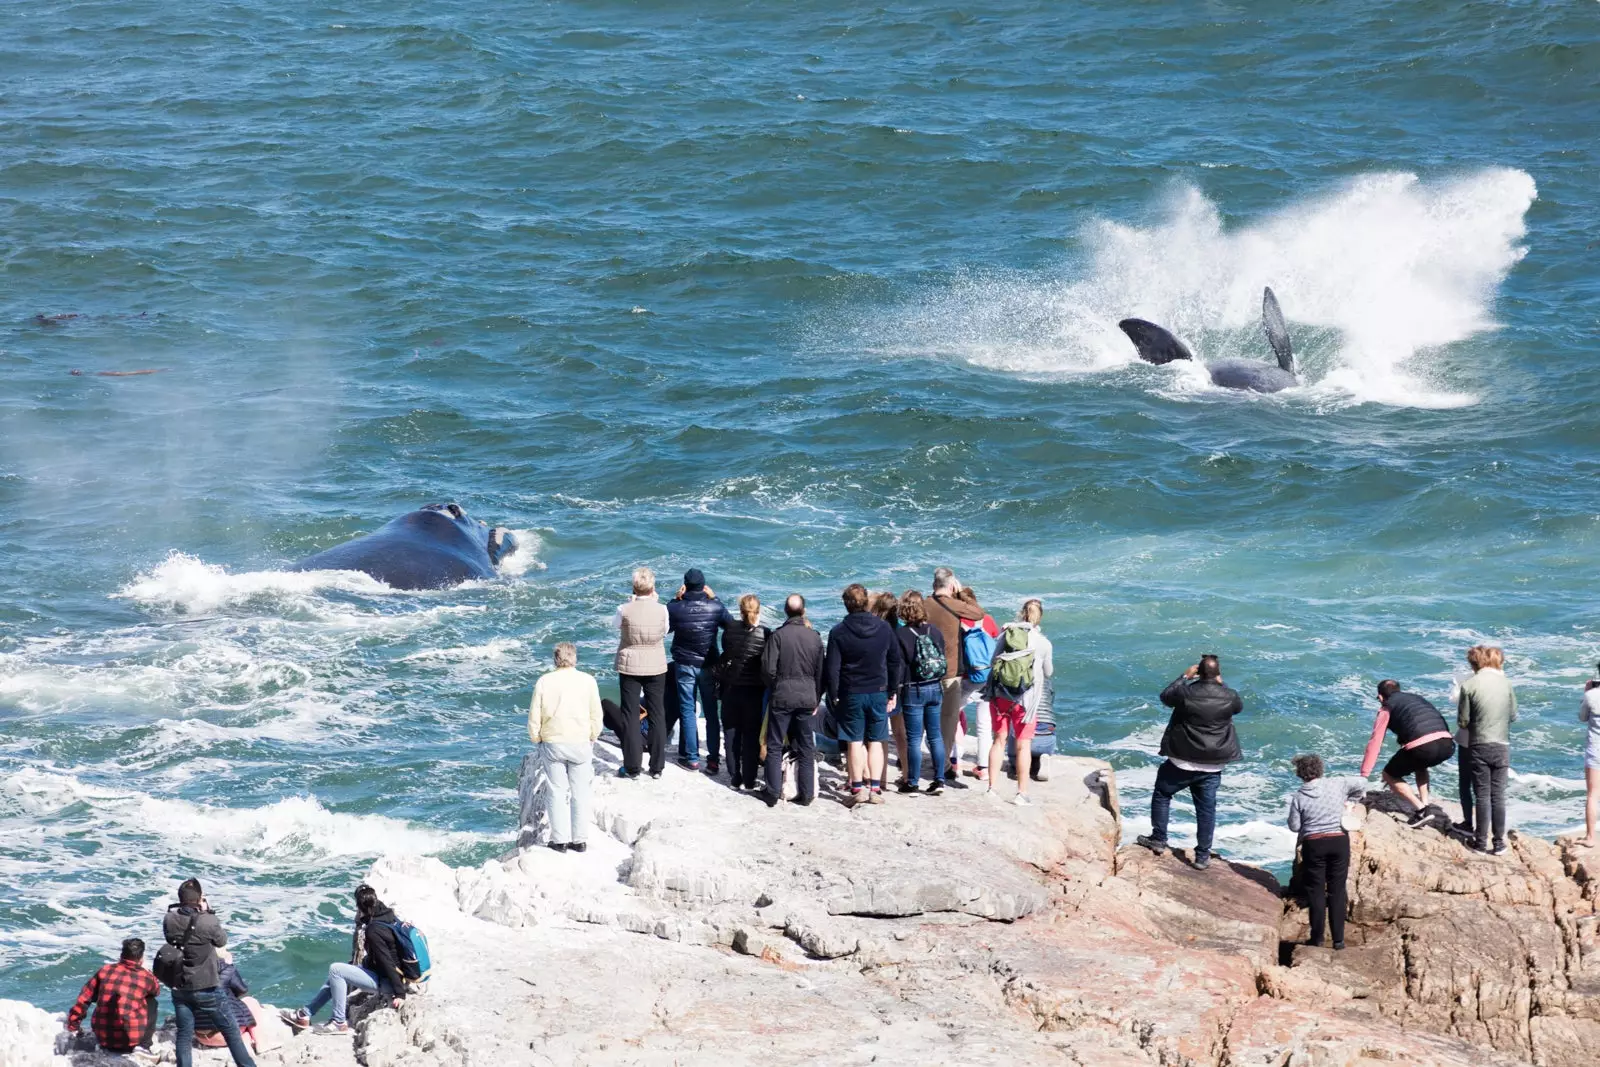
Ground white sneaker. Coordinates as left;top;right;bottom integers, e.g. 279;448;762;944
1010;794;1033;806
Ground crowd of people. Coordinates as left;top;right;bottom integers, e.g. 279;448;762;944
58;568;1600;1054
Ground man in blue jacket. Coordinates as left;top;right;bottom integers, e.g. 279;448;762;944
825;583;902;806
667;568;734;772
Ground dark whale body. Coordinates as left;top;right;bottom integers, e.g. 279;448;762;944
292;503;517;590
1118;287;1300;394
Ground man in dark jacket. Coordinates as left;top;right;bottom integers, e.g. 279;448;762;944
667;568;734;772
1135;655;1243;870
825;583;903;806
162;879;256;1067
1361;679;1454;826
761;594;827;806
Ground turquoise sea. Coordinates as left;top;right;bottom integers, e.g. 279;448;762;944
3;0;1597;1010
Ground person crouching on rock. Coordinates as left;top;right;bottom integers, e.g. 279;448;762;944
1360;680;1455;828
1286;754;1366;950
1135;654;1242;871
64;937;161;1061
280;885;407;1036
530;640;604;853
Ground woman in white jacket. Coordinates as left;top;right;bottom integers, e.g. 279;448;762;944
984;599;1054;806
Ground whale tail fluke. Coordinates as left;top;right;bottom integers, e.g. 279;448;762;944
1118;318;1194;366
1261;287;1294;374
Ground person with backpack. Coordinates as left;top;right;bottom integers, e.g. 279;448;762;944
1134;655;1243;871
717;594;771;792
280;885;412;1036
926;569;987;788
64;937;161;1061
760;594;826;806
160;879;256;1067
529;641;605;853
894;591;948;794
983;600;1053;806
824;583;903;806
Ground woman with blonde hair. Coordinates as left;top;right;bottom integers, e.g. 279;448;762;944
718;594;771;794
1457;644;1517;854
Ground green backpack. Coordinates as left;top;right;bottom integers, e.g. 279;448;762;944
991;624;1035;699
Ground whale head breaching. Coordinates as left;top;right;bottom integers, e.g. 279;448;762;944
1118;287;1299;394
291;503;519;590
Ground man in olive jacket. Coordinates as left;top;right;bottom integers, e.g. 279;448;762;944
1135;654;1243;870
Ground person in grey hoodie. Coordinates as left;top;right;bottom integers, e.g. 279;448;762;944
1456;645;1518;854
1286;755;1365;950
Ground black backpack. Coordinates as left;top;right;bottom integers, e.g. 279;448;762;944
153;912;196;987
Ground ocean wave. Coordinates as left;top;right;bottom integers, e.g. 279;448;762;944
115;552;395;615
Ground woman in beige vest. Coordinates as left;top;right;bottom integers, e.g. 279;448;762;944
613;567;670;778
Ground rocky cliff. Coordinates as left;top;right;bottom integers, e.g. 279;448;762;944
5;742;1596;1067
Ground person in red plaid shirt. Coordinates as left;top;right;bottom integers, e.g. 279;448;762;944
65;938;161;1054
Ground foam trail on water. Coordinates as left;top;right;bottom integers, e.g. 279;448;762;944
115;551;394;615
869;169;1536;409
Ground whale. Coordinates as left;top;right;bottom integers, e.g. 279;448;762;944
291;503;518;590
1119;287;1298;394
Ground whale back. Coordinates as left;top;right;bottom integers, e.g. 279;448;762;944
1261;287;1295;373
1118;318;1194;365
1207;360;1298;393
292;506;501;589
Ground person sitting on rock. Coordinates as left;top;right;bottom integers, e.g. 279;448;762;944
280;885;408;1036
529;641;604;853
194;948;261;1052
1135;654;1242;870
1360;680;1455;827
1286;754;1366;950
64;937;161;1061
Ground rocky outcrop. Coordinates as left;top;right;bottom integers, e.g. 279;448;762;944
7;742;1596;1066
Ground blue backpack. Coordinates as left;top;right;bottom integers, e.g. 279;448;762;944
960;617;999;685
379;919;432;986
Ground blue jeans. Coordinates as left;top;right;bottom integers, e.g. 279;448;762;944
1149;759;1222;855
673;663;719;764
173;988;256;1067
304;962;392;1025
900;682;946;785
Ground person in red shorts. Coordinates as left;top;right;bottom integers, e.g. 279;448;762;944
65;937;162;1058
984;599;1054;806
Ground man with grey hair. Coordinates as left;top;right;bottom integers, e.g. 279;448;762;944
613;567;670;778
761;593;826;806
927;568;985;788
529;641;604;852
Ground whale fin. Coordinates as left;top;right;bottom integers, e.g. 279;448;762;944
1118;318;1194;365
1261;287;1294;374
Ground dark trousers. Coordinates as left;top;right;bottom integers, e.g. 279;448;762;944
618;672;667;776
1149;759;1221;855
1469;741;1510;848
1300;834;1350;946
1457;742;1476;832
602;698;642;775
723;684;766;787
764;706;817;801
173;988;256;1067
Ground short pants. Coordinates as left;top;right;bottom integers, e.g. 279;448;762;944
1383;736;1455;780
990;696;1036;744
835;692;889;744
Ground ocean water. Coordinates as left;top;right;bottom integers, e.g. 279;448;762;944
3;0;1598;1011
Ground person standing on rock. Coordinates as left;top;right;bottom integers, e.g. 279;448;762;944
1286;754;1366;950
1360;680;1454;827
983;599;1053;807
667;568;735;773
1448;646;1487;839
927;568;982;789
529;641;604;853
1135;654;1242;871
894;590;948;795
870;592;910;788
1581;665;1600;849
162;879;257;1067
825;583;902;806
718;594;771;792
1457;645;1517;855
613;567;671;779
761;594;826;806
280;885;408;1036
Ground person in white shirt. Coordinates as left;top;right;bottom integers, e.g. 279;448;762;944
1580;665;1600;849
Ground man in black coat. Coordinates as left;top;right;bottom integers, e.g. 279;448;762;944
1135;654;1243;870
760;594;827;806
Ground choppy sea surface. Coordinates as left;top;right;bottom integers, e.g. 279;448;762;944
3;0;1597;1009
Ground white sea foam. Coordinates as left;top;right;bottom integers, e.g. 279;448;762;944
864;168;1536;409
495;529;546;576
400;638;523;663
115;552;394;615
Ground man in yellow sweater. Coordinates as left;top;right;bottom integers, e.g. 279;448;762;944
529;642;605;853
